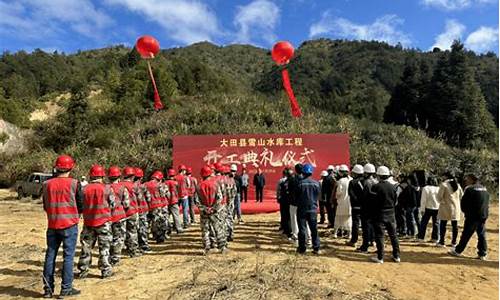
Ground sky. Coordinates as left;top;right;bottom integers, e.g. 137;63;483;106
0;0;498;54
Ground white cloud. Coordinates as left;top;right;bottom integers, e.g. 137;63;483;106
0;0;113;40
430;19;466;50
309;13;412;46
465;26;499;53
420;0;497;10
106;0;220;45
233;0;280;45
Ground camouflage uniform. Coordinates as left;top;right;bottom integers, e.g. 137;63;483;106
125;213;140;256
78;222;113;277
148;182;170;242
134;182;150;250
225;176;237;240
111;184;129;264
78;183;115;278
198;179;227;251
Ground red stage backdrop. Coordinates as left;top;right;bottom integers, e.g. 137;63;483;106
173;134;350;214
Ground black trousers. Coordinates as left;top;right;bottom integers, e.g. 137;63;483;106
396;206;407;235
241;186;248;202
405;207;418;237
326;201;336;227
373;217;400;260
439;220;458;245
454;218;487;257
255;186;264;202
279;202;291;236
350;208;362;244
360;213;374;250
318;201;327;223
297;211;320;252
418;209;439;240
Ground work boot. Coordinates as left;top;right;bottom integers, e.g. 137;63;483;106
141;246;152;253
110;258;119;266
58;288;81;298
42;291;53;298
101;271;113;279
76;269;89;279
370;257;384;264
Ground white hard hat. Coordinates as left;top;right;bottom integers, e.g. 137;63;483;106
352;164;364;174
339;164;349;172
335;165;340;171
320;170;328;177
230;164;238;171
327;165;335;171
376;166;390;176
364;163;376;174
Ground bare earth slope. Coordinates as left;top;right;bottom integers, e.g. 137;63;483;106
0;189;497;299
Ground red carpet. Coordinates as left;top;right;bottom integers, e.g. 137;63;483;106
240;189;279;214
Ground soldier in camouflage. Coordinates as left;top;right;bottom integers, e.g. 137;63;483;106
77;165;115;279
108;166;129;265
145;171;170;243
122;167;141;257
134;168;151;252
224;166;237;241
197;166;227;254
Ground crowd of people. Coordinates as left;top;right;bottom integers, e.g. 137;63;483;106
41;155;245;298
276;163;490;264
40;155;490;298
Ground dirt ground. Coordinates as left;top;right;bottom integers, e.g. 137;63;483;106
0;189;497;300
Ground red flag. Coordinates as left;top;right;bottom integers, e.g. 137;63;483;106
281;69;302;118
147;61;164;111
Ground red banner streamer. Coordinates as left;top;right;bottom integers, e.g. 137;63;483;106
281;69;302;118
147;60;164;111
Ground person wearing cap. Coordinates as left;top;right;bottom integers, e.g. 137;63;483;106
449;174;489;260
42;155;83;298
77;164;115;280
332;164;352;238
370;166;400;264
186;167;198;224
197;166;227;254
318;171;328;224
145;171;170;243
108;166;129;265
134;168;151;252
166;169;184;234
322;165;336;228
253;167;266;203
176;165;191;229
357;163;378;253
231;164;244;224
347;164;364;247
296;163;321;255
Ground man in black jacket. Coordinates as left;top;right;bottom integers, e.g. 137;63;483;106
449;174;489;260
277;168;292;238
288;164;303;241
357;163;377;253
371;166;400;264
253;168;266;203
321;165;336;228
346;164;364;247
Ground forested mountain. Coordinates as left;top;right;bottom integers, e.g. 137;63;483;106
0;39;497;189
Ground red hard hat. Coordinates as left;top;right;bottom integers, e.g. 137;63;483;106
89;164;105;177
54;155;75;171
135;167;144;178
108;166;121;178
178;164;187;171
200;166;212;178
209;163;215;170
186;167;192;174
213;162;222;171
167;169;176;177
151;170;163;180
123;166;135;177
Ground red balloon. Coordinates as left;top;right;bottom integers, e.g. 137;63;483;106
136;35;160;59
271;41;294;65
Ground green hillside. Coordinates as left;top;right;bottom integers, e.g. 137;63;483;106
0;39;497;191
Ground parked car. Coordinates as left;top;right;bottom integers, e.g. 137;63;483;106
15;173;53;199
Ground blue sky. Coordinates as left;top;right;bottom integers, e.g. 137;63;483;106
0;0;498;54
